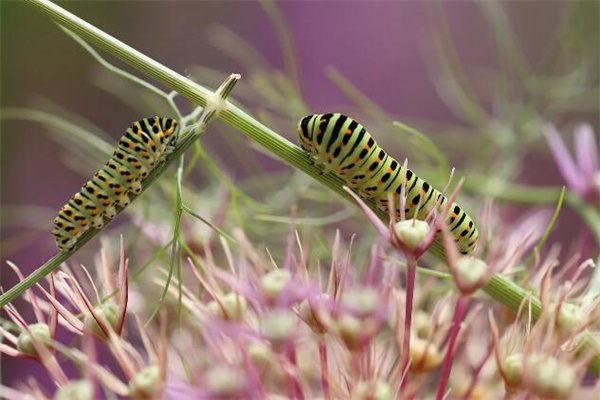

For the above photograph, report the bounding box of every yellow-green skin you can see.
[53,117,178,251]
[297,113,478,255]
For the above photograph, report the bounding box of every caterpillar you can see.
[52,117,179,251]
[297,113,478,255]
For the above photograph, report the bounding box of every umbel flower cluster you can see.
[2,1,600,399]
[2,195,599,400]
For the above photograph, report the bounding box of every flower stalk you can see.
[4,0,598,378]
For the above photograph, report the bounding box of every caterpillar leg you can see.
[130,181,143,195]
[104,205,117,220]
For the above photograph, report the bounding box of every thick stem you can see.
[436,295,468,400]
[400,258,417,389]
[10,0,600,377]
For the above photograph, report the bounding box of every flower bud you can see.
[337,315,362,351]
[205,366,247,397]
[393,220,430,250]
[341,287,379,318]
[526,354,576,400]
[409,338,442,373]
[128,366,160,399]
[502,353,523,389]
[413,310,432,339]
[352,380,393,400]
[455,256,488,293]
[54,380,94,400]
[207,293,247,321]
[17,323,51,356]
[248,342,273,370]
[260,269,291,303]
[556,302,586,338]
[298,294,329,334]
[83,301,120,338]
[261,310,296,348]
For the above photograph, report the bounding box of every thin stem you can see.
[436,295,468,400]
[318,337,330,400]
[462,341,494,400]
[287,346,304,400]
[0,74,240,309]
[12,0,600,377]
[400,258,417,390]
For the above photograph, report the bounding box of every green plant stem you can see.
[0,73,240,309]
[11,0,600,376]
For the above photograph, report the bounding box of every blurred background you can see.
[1,0,598,389]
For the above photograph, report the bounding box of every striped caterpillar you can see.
[53,117,178,251]
[297,113,478,255]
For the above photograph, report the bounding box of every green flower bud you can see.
[393,220,430,250]
[54,380,94,400]
[502,353,523,389]
[410,338,442,373]
[17,323,51,356]
[341,287,379,317]
[205,366,246,396]
[456,256,488,293]
[298,294,329,334]
[248,342,273,369]
[128,366,160,399]
[260,269,291,302]
[207,293,247,321]
[337,315,362,351]
[83,301,120,338]
[261,310,296,346]
[413,310,432,339]
[557,302,586,337]
[352,380,393,400]
[527,354,576,400]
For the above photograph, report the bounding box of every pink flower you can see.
[544,123,599,202]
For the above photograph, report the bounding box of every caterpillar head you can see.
[297,115,314,152]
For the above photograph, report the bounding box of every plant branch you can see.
[10,0,600,376]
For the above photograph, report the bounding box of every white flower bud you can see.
[413,310,432,339]
[261,310,296,346]
[502,353,523,389]
[337,315,362,351]
[128,366,160,399]
[248,342,273,369]
[410,338,443,373]
[83,301,120,338]
[54,380,94,400]
[352,380,393,400]
[341,287,379,317]
[527,354,576,400]
[260,269,291,302]
[17,323,51,356]
[207,293,247,321]
[298,294,329,334]
[556,302,586,338]
[455,256,488,293]
[205,366,246,396]
[393,220,430,250]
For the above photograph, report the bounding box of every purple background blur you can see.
[0,0,591,390]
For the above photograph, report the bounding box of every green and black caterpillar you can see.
[297,113,478,255]
[53,117,179,251]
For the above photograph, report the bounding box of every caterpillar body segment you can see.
[297,113,478,255]
[52,117,178,251]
